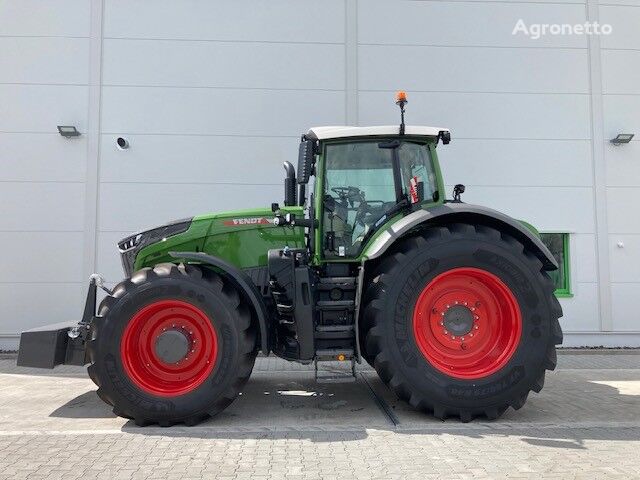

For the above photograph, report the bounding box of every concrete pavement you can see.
[0,354,639,479]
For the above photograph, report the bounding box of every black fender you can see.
[363,202,558,270]
[169,251,271,354]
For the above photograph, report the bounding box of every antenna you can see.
[395,91,408,135]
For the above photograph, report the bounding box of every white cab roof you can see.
[306,125,449,141]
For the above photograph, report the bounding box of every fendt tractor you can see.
[18,93,563,426]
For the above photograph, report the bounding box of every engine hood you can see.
[119,206,305,276]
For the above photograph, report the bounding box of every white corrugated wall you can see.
[0,0,638,349]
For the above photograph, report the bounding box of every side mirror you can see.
[297,138,314,184]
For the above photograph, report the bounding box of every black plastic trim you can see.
[364,203,558,271]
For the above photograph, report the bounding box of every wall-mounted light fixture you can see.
[57,125,81,138]
[610,133,634,145]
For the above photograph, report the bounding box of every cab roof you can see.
[306,125,449,141]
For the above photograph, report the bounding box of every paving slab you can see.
[0,355,639,479]
[364,369,640,428]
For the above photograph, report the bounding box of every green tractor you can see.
[18,93,562,426]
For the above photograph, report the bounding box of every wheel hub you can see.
[154,329,191,364]
[442,305,474,336]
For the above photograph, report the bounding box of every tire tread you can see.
[362,223,563,421]
[89,263,257,427]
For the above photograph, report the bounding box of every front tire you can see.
[87,263,257,426]
[362,224,563,421]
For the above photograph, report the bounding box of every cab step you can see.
[315,325,354,340]
[314,348,357,383]
[317,277,357,291]
[316,300,355,311]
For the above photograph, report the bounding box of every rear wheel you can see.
[87,263,257,426]
[362,224,562,421]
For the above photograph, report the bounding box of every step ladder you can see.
[314,348,357,383]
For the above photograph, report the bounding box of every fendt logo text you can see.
[223,217,271,226]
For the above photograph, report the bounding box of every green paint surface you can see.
[134,206,305,271]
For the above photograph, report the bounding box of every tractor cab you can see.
[304,125,449,260]
[274,91,451,266]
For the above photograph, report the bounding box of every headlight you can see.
[117,218,192,276]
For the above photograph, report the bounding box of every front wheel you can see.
[362,224,563,421]
[87,263,257,426]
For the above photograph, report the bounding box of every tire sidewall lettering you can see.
[104,353,175,414]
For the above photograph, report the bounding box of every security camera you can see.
[116,137,130,150]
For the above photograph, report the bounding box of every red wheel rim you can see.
[412,267,522,379]
[120,300,218,397]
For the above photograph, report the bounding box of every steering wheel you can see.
[331,186,363,201]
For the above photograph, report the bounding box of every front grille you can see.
[118,234,142,252]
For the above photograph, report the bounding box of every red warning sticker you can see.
[409,176,419,204]
[223,217,271,226]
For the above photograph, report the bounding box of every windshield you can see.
[322,140,438,258]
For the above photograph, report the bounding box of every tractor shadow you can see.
[47,366,640,447]
[50,391,114,419]
[0,358,87,379]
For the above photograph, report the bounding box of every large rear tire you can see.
[362,223,563,421]
[87,263,257,426]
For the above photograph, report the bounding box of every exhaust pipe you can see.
[283,161,297,207]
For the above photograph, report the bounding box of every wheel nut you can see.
[475,301,481,308]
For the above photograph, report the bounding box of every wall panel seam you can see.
[82,0,104,289]
[359,43,588,50]
[586,0,613,332]
[103,37,344,45]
